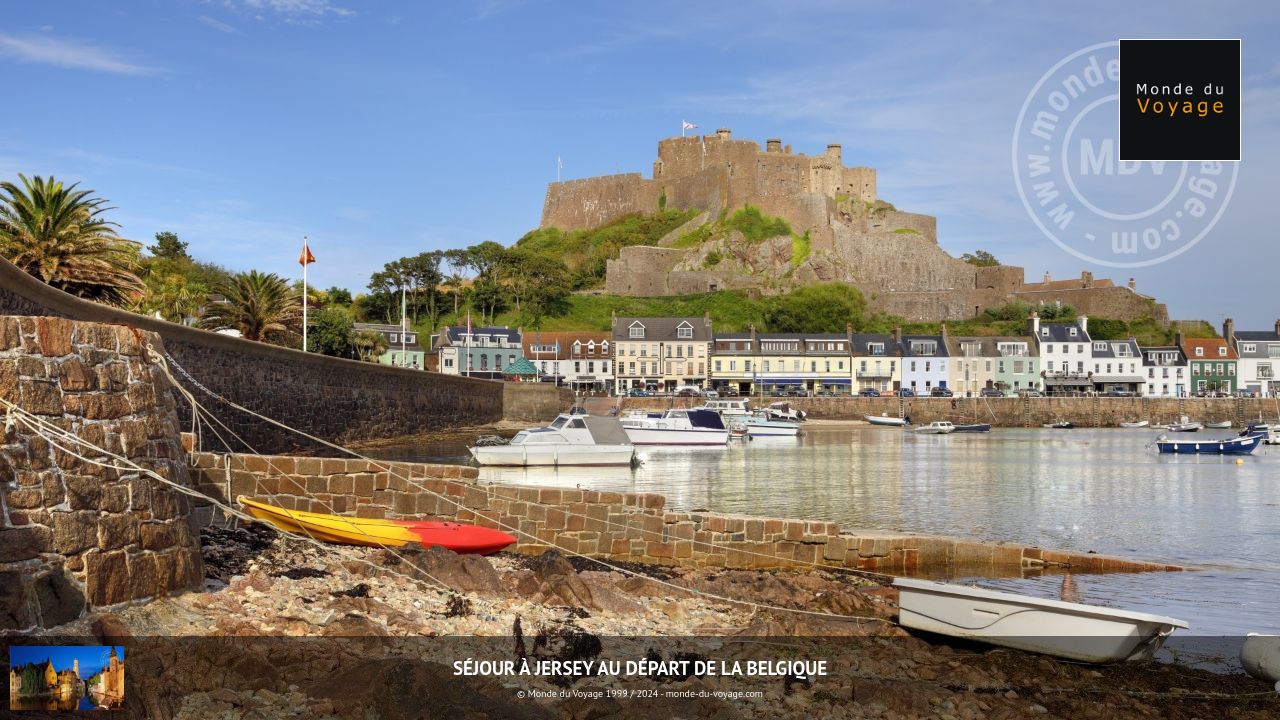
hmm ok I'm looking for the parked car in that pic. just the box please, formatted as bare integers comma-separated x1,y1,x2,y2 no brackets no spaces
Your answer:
1101,389,1133,397
930,387,954,397
720,387,739,397
627,388,650,397
894,388,915,398
979,388,1004,398
784,388,807,397
704,390,720,399
674,386,702,397
815,389,833,397
1017,389,1044,397
859,388,881,397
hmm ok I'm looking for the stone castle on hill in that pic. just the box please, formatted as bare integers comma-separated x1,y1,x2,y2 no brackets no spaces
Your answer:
540,129,1167,323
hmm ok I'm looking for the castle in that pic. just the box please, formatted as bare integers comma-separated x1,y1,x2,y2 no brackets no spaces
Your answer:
95,646,124,706
541,130,1167,323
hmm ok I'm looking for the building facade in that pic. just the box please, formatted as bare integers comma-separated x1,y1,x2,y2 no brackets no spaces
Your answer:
432,325,524,380
946,335,1040,396
1182,336,1237,395
1032,314,1094,395
898,332,949,394
611,314,713,393
1226,319,1280,397
708,327,854,395
1142,340,1190,397
1088,338,1144,394
351,322,426,369
523,331,613,392
851,334,900,393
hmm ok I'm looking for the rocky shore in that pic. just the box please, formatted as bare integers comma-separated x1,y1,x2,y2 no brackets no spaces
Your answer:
22,524,1274,720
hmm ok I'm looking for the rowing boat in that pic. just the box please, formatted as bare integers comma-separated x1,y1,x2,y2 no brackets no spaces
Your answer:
239,496,517,554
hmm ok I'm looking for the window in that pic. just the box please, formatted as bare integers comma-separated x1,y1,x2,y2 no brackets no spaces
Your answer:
629,362,635,374
1046,344,1053,353
1069,328,1077,336
1041,328,1049,336
714,360,722,372
1229,365,1236,375
961,342,982,356
1047,361,1054,371
868,342,885,355
910,361,917,372
1195,347,1204,357
744,360,752,372
444,358,453,368
763,360,771,372
1094,342,1108,352
910,341,937,355
1013,360,1025,374
1260,364,1274,379
574,361,581,373
730,361,737,371
677,322,693,339
1078,344,1085,353
985,360,992,372
629,323,645,338
998,360,1006,373
1192,363,1200,374
1242,343,1257,354
1114,344,1133,357
406,334,415,344
1270,344,1280,358
390,333,398,343
1218,347,1226,356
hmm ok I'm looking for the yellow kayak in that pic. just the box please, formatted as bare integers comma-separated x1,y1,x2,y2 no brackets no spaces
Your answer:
237,496,517,553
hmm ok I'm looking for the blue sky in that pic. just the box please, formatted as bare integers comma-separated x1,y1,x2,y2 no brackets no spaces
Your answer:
2,1,1277,326
10,645,123,678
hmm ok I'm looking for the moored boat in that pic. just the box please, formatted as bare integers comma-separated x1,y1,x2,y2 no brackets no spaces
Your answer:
1205,420,1232,429
741,409,802,437
1119,420,1149,428
697,398,752,417
865,414,910,427
766,401,806,422
621,408,729,445
912,421,955,434
1240,423,1280,445
470,412,634,466
1163,415,1203,432
893,578,1188,663
952,423,992,433
1154,431,1263,455
1043,420,1074,429
239,497,517,553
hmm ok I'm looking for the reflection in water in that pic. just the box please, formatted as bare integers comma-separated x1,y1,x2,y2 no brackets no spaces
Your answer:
369,427,1280,635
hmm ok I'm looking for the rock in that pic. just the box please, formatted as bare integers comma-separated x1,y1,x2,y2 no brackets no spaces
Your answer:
33,569,86,626
86,550,132,606
0,572,36,630
91,613,134,643
320,613,388,637
0,523,53,561
384,544,504,594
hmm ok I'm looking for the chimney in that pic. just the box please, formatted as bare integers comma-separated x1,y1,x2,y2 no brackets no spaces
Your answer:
940,322,948,341
715,128,732,141
1077,315,1088,335
846,321,854,345
1128,277,1136,290
893,326,902,344
1028,311,1040,337
1223,318,1235,345
1175,330,1185,348
1081,271,1093,287
784,144,792,154
748,323,758,343
766,138,782,153
1043,271,1052,283
1275,319,1280,337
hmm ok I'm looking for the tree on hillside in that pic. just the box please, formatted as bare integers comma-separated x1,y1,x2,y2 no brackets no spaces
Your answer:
308,305,357,357
764,283,867,333
200,270,301,343
325,286,353,305
148,231,190,261
503,249,570,323
470,278,506,324
0,174,144,305
401,250,444,329
961,250,1000,267
461,241,507,281
353,329,389,362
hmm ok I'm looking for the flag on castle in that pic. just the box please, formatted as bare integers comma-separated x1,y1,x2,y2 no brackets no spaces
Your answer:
299,242,315,266
682,120,698,130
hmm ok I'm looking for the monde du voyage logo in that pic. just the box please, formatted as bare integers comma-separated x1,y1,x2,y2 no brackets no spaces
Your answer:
1013,40,1240,268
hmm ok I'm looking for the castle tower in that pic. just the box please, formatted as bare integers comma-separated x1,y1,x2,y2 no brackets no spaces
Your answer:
73,659,79,679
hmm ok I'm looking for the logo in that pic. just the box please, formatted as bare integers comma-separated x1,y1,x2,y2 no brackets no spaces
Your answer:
1012,41,1238,268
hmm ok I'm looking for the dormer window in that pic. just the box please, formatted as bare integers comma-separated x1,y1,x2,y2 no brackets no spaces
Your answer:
677,321,693,339
602,341,609,352
1041,328,1049,336
867,342,884,355
1069,328,1078,336
1195,347,1204,357
1218,347,1226,356
629,322,646,338
1093,342,1107,352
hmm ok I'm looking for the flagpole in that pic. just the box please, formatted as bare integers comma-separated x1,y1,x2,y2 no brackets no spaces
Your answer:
556,156,561,183
301,236,308,353
400,283,407,367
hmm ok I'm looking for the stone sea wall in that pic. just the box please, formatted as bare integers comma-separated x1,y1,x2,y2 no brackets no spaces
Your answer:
0,317,204,631
620,395,1277,427
191,451,1178,577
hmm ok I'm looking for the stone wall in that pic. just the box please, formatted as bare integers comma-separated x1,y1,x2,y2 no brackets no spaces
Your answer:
1,317,204,631
620,395,1275,427
0,258,531,454
503,383,575,423
191,451,1178,577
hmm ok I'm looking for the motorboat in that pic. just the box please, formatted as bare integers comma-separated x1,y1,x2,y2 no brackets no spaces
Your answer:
1043,420,1074,429
470,413,635,466
1163,415,1202,432
1240,423,1280,445
238,497,517,553
1119,420,1149,428
912,421,955,434
766,401,806,422
865,414,910,427
620,408,729,445
698,398,752,417
1205,420,1232,429
893,578,1188,663
1154,430,1264,455
741,409,802,437
952,423,992,433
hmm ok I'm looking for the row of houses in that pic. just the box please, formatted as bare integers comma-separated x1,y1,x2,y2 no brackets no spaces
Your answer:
353,314,1280,398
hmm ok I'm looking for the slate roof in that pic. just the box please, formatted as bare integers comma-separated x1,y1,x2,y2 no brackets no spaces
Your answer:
352,323,423,351
945,336,1035,358
1234,330,1280,359
522,331,611,360
900,335,949,357
1089,338,1141,359
442,325,521,344
612,316,713,342
850,334,898,356
1141,345,1188,366
1034,322,1091,343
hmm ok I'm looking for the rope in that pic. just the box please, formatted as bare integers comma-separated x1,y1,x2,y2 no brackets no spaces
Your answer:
150,345,892,624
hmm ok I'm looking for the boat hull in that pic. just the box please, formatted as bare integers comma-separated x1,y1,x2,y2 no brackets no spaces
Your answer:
893,578,1187,663
1155,434,1262,454
1119,421,1149,428
952,424,991,433
239,497,517,553
622,427,728,445
865,415,909,427
470,444,635,466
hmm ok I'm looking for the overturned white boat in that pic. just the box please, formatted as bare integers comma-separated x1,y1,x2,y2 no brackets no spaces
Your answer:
470,413,634,466
1119,420,1149,429
893,578,1188,663
865,414,910,427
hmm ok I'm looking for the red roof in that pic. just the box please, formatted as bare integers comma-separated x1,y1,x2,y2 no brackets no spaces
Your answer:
1180,337,1238,360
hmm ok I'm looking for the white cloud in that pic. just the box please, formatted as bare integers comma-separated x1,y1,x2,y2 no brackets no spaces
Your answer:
0,33,158,76
196,15,241,34
223,0,355,22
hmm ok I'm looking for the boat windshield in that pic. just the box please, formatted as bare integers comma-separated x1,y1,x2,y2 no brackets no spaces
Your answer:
549,416,568,429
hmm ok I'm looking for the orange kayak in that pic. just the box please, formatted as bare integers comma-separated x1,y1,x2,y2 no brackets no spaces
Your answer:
238,496,517,554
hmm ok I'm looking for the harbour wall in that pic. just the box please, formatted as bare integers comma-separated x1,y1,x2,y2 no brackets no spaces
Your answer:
190,451,1181,578
618,396,1279,427
0,259,568,454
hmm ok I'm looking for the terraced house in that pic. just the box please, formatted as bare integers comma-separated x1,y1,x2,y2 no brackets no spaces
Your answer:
709,326,854,395
522,331,613,392
1142,336,1190,398
1088,337,1144,395
898,329,950,394
1224,318,1280,397
1181,335,1237,395
851,334,900,393
432,325,525,380
1031,314,1093,396
946,335,1040,396
611,313,713,393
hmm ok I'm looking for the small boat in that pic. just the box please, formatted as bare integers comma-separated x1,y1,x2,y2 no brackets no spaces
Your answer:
1119,420,1149,429
952,423,992,433
1241,634,1280,684
913,421,955,434
1154,431,1264,455
470,412,634,466
239,497,517,553
1043,420,1074,429
697,398,752,417
621,408,729,445
893,578,1188,663
741,409,802,437
1163,415,1203,432
1241,423,1280,445
865,414,909,427
1205,420,1232,429
766,401,806,422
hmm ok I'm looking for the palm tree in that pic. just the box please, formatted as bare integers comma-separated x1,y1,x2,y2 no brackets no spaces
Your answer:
353,329,389,362
200,270,301,342
0,174,144,305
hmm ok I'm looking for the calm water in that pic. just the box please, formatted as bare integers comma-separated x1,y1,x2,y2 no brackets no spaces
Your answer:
370,427,1280,637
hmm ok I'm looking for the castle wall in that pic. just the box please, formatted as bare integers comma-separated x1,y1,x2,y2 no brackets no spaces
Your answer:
541,173,658,231
1011,286,1168,323
605,247,687,295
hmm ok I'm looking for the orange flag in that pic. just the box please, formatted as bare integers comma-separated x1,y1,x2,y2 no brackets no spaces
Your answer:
299,242,316,266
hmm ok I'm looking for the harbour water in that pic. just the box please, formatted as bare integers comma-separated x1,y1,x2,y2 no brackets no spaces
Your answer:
370,426,1280,638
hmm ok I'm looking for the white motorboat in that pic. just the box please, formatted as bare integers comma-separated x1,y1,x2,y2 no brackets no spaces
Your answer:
1205,420,1232,429
1240,423,1280,445
1163,415,1203,432
865,414,910,427
621,408,729,445
1241,634,1280,684
470,413,634,466
893,578,1188,663
1118,420,1149,428
698,398,752,417
912,421,955,434
766,401,806,422
741,409,801,437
